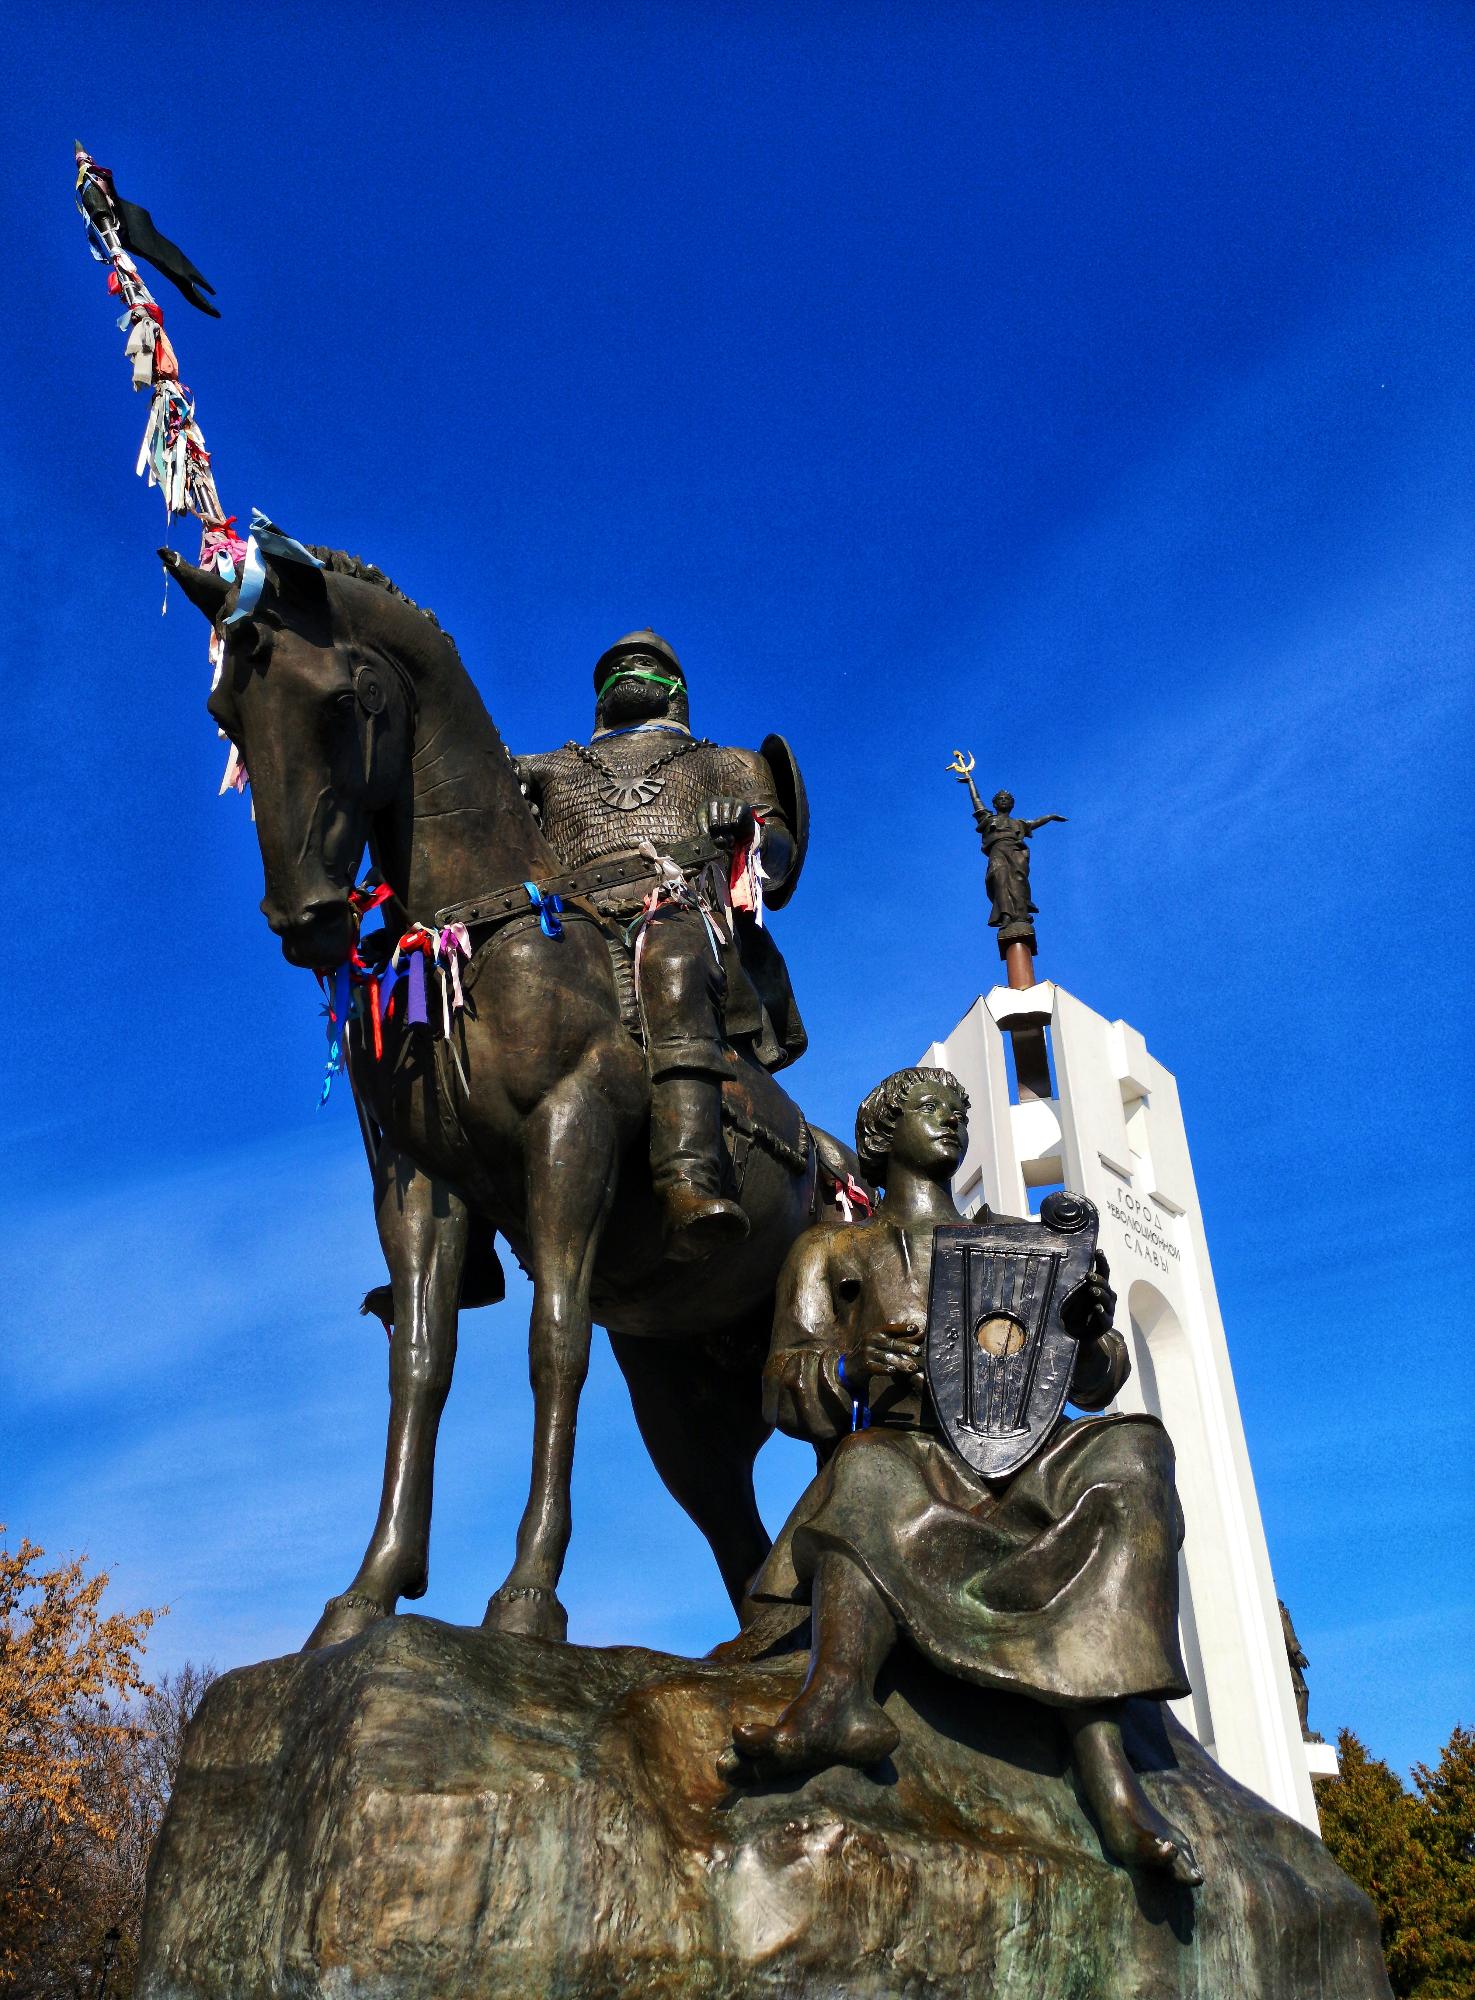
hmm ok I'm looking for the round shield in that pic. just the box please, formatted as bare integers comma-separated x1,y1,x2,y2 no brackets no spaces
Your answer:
760,732,809,910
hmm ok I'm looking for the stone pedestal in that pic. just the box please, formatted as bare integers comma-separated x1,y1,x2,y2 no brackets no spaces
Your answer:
139,1617,1389,2000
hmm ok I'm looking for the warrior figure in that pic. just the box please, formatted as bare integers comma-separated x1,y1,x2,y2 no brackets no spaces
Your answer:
515,632,806,1256
730,1066,1202,1886
974,789,1066,956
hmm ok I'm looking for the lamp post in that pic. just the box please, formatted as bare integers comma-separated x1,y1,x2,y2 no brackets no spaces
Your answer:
94,1925,121,2000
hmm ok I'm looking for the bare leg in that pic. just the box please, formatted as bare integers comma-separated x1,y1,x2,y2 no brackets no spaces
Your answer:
608,1322,772,1610
1065,1703,1202,1886
484,1083,617,1642
305,1152,468,1649
732,1551,899,1773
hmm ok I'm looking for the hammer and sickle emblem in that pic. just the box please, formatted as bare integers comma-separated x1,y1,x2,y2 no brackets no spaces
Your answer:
947,748,976,779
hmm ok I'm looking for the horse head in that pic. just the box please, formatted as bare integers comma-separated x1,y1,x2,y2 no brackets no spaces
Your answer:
163,541,414,969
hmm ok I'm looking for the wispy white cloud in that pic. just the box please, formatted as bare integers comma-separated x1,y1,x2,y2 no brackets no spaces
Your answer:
4,1132,822,1676
7,1135,391,1670
8,1136,372,1404
1299,1604,1475,1775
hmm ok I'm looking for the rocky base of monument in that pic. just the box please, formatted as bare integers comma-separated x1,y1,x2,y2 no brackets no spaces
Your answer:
138,1616,1388,2000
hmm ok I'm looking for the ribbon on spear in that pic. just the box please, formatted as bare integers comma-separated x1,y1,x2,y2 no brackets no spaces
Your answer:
72,142,233,534
73,142,249,796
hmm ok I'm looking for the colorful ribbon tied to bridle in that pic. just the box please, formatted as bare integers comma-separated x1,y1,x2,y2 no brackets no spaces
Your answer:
313,881,565,1102
323,894,477,1073
391,926,439,1027
345,881,395,1059
523,881,564,939
318,962,354,1107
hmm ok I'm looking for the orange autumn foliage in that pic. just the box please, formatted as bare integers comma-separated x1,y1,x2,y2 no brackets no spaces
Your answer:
0,1530,160,1992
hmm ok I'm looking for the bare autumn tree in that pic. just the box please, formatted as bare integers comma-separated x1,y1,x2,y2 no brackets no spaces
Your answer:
101,1666,218,1990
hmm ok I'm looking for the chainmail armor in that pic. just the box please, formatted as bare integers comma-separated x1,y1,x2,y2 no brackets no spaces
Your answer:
517,734,786,914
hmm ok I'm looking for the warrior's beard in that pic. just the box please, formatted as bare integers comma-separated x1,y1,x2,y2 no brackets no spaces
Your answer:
598,673,689,730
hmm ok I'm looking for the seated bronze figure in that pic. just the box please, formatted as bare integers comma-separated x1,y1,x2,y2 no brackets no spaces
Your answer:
730,1066,1202,1886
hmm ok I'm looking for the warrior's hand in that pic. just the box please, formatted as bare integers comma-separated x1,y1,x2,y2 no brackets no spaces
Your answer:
1061,1252,1116,1343
850,1321,925,1381
705,796,756,847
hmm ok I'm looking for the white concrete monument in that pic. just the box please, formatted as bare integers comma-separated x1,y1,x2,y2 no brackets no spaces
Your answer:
919,982,1334,1829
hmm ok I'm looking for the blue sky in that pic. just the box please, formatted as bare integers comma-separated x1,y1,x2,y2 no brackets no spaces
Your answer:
4,3,1471,1776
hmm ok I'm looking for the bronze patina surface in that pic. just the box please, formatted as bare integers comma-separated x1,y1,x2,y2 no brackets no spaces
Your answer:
136,1616,1391,2000
728,1067,1201,1887
947,751,1065,984
163,547,859,1653
146,550,1391,1996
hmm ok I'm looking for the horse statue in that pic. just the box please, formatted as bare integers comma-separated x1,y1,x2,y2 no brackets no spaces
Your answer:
162,537,861,1648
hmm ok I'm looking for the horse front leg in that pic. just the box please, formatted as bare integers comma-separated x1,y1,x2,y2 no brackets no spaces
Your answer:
483,1085,618,1642
303,1146,469,1650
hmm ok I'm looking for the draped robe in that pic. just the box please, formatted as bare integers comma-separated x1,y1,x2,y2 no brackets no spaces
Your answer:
748,1212,1191,1708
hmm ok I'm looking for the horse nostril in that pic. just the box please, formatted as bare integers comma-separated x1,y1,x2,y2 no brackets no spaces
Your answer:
261,897,342,942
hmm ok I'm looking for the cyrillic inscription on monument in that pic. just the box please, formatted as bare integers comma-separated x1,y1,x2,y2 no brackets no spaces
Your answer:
1105,1190,1181,1274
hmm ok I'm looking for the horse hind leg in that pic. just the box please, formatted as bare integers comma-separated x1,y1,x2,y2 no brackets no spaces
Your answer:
608,1315,774,1613
303,1149,468,1650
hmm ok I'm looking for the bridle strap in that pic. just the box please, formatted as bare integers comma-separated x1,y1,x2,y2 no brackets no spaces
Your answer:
434,833,722,935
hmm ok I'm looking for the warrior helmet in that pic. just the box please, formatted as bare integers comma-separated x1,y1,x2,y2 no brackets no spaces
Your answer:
593,630,686,695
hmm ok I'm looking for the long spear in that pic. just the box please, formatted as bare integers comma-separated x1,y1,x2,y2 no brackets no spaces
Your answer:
73,143,249,790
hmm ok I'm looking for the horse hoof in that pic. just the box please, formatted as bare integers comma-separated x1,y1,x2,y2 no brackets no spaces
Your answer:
482,1584,568,1643
302,1589,391,1652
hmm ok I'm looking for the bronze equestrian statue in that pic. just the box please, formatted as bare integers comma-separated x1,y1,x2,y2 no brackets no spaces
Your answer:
727,1065,1202,1887
161,535,859,1648
514,629,807,1256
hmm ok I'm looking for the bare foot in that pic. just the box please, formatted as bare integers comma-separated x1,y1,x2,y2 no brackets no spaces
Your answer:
1090,1780,1201,1884
1071,1717,1201,1885
732,1680,898,1776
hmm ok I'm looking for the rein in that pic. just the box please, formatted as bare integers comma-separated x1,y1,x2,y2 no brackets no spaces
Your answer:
432,832,722,933
317,833,726,1104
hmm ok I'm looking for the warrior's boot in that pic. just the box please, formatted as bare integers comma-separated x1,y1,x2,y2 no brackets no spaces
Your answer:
651,1071,749,1259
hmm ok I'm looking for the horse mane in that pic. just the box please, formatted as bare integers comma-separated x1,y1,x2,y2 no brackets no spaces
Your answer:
306,548,444,634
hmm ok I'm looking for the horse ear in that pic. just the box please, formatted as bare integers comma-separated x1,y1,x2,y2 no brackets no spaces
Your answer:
160,549,233,623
